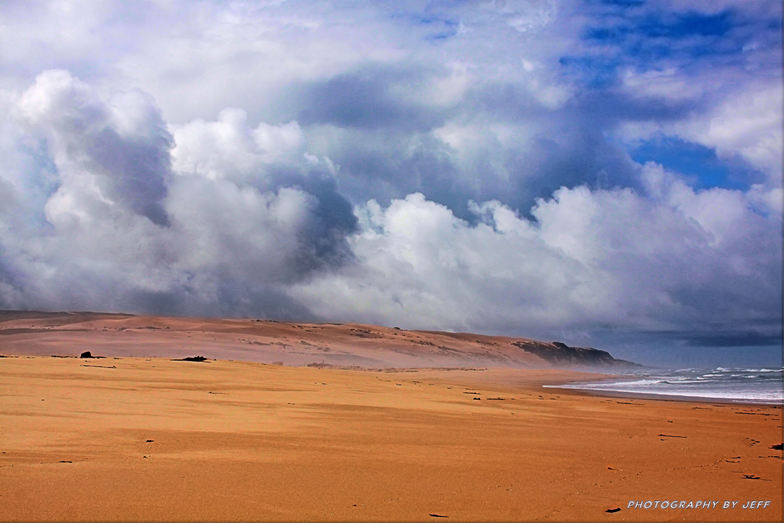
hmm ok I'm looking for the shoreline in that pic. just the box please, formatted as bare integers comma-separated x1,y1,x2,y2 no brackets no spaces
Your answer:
544,384,784,406
542,368,783,406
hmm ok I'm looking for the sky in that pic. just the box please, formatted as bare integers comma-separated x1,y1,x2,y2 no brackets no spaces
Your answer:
0,0,781,367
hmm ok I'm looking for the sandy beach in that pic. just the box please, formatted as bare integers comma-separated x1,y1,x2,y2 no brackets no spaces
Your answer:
0,354,781,522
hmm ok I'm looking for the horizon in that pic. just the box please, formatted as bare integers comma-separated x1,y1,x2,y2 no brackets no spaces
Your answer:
0,1,781,369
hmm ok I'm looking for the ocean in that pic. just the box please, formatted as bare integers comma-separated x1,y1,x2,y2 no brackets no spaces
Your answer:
545,366,784,404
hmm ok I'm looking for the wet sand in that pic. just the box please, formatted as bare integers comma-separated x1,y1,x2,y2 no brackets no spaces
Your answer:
0,355,781,522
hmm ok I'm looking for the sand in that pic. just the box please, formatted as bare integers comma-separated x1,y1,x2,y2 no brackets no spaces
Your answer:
0,355,781,522
0,311,624,369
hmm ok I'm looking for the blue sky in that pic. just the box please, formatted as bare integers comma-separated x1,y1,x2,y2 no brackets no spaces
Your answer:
0,0,781,366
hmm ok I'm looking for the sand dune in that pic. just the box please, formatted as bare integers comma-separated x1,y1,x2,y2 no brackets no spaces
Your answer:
0,310,633,369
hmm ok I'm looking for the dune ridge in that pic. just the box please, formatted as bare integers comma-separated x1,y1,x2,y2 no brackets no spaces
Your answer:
0,310,636,369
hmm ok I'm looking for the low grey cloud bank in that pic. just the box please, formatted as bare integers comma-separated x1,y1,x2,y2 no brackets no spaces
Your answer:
0,1,780,364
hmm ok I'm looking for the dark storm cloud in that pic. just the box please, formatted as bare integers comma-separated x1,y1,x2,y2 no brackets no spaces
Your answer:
684,332,783,348
298,65,452,132
126,283,316,321
307,108,641,220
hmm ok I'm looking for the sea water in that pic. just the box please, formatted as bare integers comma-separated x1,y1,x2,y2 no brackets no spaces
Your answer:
545,367,784,404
